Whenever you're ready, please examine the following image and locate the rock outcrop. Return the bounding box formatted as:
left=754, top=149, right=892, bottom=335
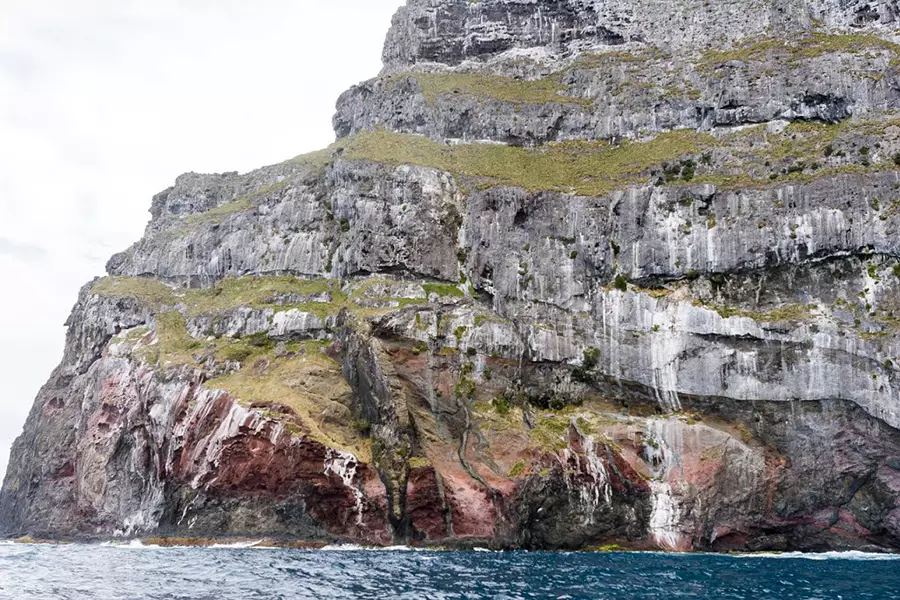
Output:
left=5, top=0, right=900, bottom=551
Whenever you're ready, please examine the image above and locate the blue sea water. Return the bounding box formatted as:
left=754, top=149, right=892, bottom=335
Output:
left=0, top=542, right=898, bottom=600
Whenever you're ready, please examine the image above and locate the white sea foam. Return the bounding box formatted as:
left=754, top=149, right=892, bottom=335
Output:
left=0, top=542, right=34, bottom=557
left=320, top=544, right=369, bottom=551
left=320, top=544, right=425, bottom=552
left=731, top=551, right=900, bottom=561
left=208, top=541, right=263, bottom=549
left=101, top=540, right=160, bottom=549
left=100, top=540, right=152, bottom=550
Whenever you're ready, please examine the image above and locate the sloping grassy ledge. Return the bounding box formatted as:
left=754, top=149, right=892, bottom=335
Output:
left=404, top=72, right=592, bottom=106
left=700, top=31, right=900, bottom=69
left=342, top=129, right=715, bottom=196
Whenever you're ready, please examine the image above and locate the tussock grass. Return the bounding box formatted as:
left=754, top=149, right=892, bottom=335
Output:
left=701, top=32, right=900, bottom=68
left=182, top=276, right=342, bottom=317
left=94, top=275, right=347, bottom=317
left=408, top=72, right=591, bottom=106
left=286, top=142, right=347, bottom=169
left=704, top=302, right=816, bottom=322
left=343, top=129, right=716, bottom=196
left=528, top=413, right=571, bottom=452
left=208, top=345, right=371, bottom=461
left=93, top=277, right=176, bottom=308
left=182, top=197, right=252, bottom=226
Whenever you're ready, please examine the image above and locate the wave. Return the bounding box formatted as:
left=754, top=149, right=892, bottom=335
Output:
left=101, top=540, right=161, bottom=549
left=101, top=540, right=274, bottom=550
left=320, top=544, right=424, bottom=552
left=731, top=551, right=900, bottom=561
left=209, top=541, right=264, bottom=549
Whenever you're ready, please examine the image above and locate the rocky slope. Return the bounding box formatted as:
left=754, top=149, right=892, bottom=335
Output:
left=4, top=0, right=900, bottom=551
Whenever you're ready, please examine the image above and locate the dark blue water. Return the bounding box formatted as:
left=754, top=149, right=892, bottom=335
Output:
left=0, top=542, right=898, bottom=599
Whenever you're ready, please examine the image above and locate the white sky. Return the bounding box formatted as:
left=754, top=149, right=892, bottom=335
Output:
left=0, top=0, right=402, bottom=478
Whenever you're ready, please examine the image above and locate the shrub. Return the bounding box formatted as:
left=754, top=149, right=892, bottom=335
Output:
left=492, top=396, right=511, bottom=416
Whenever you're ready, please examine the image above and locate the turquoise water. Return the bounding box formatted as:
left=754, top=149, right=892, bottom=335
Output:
left=0, top=542, right=898, bottom=599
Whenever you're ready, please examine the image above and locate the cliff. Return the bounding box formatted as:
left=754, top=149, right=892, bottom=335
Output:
left=4, top=0, right=900, bottom=551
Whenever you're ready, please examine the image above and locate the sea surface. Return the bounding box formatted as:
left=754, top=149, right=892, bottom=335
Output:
left=0, top=542, right=898, bottom=599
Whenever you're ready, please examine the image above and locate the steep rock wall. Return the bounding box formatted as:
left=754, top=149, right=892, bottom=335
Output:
left=4, top=0, right=900, bottom=551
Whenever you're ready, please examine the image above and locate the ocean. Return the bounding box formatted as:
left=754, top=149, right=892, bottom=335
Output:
left=0, top=542, right=898, bottom=599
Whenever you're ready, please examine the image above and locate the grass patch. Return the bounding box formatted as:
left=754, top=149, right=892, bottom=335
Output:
left=140, top=311, right=204, bottom=367
left=408, top=456, right=433, bottom=469
left=93, top=277, right=176, bottom=308
left=343, top=129, right=716, bottom=196
left=528, top=413, right=571, bottom=452
left=182, top=276, right=342, bottom=317
left=285, top=140, right=347, bottom=170
left=423, top=282, right=465, bottom=298
left=407, top=72, right=591, bottom=106
left=701, top=32, right=900, bottom=68
left=691, top=118, right=900, bottom=190
left=180, top=177, right=302, bottom=227
left=508, top=460, right=526, bottom=477
left=94, top=275, right=348, bottom=319
left=207, top=344, right=370, bottom=462
left=183, top=197, right=252, bottom=226
left=709, top=303, right=816, bottom=322
left=127, top=307, right=367, bottom=457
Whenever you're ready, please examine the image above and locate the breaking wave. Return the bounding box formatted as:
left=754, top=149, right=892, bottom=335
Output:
left=732, top=550, right=900, bottom=561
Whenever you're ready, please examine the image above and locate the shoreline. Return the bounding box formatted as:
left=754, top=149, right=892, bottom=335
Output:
left=5, top=536, right=900, bottom=556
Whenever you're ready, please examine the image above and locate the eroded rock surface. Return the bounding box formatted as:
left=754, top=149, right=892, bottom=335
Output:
left=4, top=0, right=900, bottom=551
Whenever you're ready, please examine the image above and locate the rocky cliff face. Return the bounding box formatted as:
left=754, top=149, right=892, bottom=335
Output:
left=5, top=0, right=900, bottom=551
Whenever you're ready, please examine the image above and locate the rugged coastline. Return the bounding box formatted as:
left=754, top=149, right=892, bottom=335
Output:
left=4, top=0, right=900, bottom=552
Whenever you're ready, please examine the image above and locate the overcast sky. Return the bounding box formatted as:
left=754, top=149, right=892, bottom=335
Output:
left=0, top=0, right=401, bottom=478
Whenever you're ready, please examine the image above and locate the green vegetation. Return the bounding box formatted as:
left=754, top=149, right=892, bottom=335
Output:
left=343, top=129, right=716, bottom=197
left=575, top=416, right=596, bottom=435
left=455, top=376, right=477, bottom=400
left=572, top=347, right=602, bottom=384
left=93, top=277, right=176, bottom=308
left=701, top=32, right=900, bottom=69
left=687, top=118, right=900, bottom=190
left=182, top=197, right=253, bottom=226
left=94, top=275, right=347, bottom=319
left=708, top=303, right=816, bottom=323
left=408, top=456, right=433, bottom=469
left=528, top=413, right=571, bottom=452
left=181, top=276, right=341, bottom=317
left=286, top=141, right=347, bottom=170
left=492, top=395, right=511, bottom=416
left=588, top=544, right=625, bottom=553
left=180, top=172, right=326, bottom=227
left=508, top=461, right=526, bottom=478
left=181, top=178, right=301, bottom=227
left=131, top=309, right=298, bottom=370
left=135, top=311, right=200, bottom=367
left=423, top=282, right=465, bottom=298
left=407, top=72, right=591, bottom=106
left=208, top=342, right=371, bottom=462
